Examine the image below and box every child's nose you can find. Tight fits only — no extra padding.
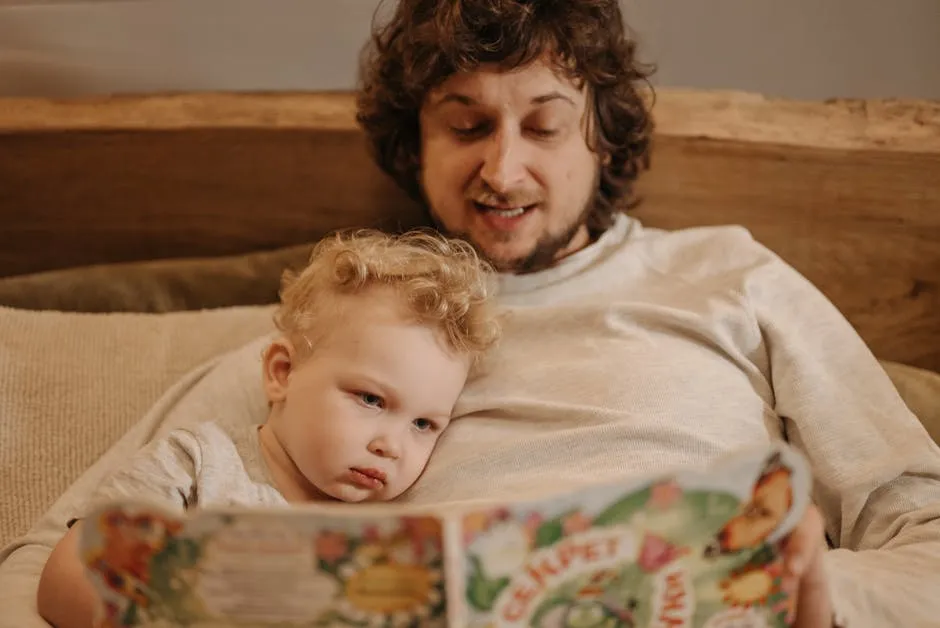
[367,436,400,460]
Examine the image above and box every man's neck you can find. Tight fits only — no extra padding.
[553,223,593,263]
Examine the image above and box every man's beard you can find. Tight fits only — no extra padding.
[427,200,593,274]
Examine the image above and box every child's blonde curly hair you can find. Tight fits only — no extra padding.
[274,229,500,362]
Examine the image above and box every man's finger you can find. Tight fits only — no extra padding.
[784,505,825,577]
[779,506,834,627]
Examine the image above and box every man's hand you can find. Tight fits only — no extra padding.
[781,504,834,627]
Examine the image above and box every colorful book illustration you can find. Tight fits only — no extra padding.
[79,443,810,627]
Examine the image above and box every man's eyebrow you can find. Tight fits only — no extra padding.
[433,91,576,108]
[531,91,576,107]
[435,93,477,108]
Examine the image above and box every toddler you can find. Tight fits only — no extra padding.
[37,229,501,628]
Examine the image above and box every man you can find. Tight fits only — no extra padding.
[350,1,940,626]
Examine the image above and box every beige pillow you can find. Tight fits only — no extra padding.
[0,304,277,546]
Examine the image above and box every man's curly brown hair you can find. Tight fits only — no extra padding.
[357,0,655,232]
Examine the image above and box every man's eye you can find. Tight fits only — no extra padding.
[450,124,487,139]
[413,418,436,432]
[527,127,559,139]
[357,392,385,408]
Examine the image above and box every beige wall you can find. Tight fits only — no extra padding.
[0,0,938,99]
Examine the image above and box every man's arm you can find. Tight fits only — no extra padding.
[746,244,940,627]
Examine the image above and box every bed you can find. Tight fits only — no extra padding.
[0,87,938,625]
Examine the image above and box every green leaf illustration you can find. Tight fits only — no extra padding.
[534,517,565,548]
[528,596,571,626]
[121,602,139,626]
[142,535,206,621]
[592,488,652,526]
[466,554,510,611]
[318,557,344,579]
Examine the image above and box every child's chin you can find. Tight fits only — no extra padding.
[331,483,375,503]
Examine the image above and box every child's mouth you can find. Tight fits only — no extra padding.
[348,467,387,490]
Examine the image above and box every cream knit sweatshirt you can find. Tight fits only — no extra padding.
[401,215,940,627]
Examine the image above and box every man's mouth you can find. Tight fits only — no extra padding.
[472,200,538,218]
[348,467,387,490]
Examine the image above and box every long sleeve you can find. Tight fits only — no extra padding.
[746,247,940,627]
[69,428,200,523]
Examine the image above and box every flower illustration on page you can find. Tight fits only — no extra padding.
[649,479,683,510]
[561,511,593,536]
[314,530,348,564]
[637,532,689,573]
[522,512,544,546]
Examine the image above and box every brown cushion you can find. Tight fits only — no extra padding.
[883,361,940,445]
[0,244,313,313]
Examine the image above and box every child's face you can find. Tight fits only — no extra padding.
[262,290,471,503]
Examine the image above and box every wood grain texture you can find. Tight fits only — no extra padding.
[2,88,939,152]
[651,88,940,154]
[0,89,937,369]
[0,128,425,271]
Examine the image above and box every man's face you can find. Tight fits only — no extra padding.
[419,59,601,273]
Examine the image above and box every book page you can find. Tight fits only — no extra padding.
[79,505,448,627]
[456,444,810,628]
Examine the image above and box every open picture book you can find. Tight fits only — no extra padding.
[78,443,811,628]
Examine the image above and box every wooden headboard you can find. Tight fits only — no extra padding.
[0,89,937,371]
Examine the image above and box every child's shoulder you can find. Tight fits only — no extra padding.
[165,420,276,507]
[161,419,248,444]
[153,420,254,468]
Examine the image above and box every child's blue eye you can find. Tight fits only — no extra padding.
[358,392,384,408]
[413,418,435,432]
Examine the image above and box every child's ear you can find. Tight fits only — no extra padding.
[262,338,294,403]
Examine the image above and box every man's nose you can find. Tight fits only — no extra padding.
[480,128,527,194]
[367,435,400,460]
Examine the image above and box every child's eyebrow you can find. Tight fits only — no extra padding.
[348,373,400,403]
